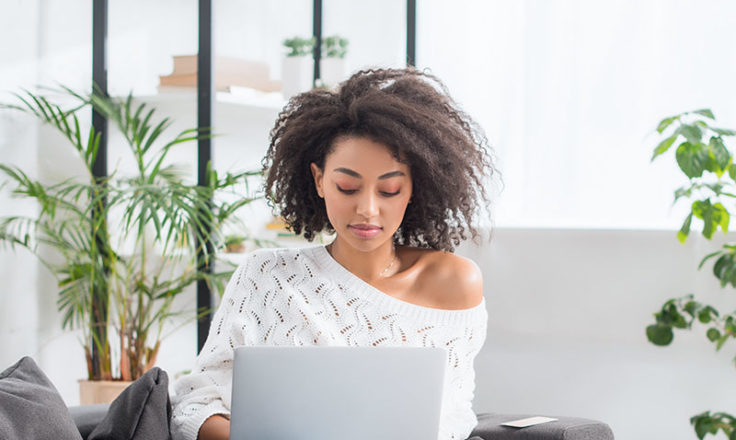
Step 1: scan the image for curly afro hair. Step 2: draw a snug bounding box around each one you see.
[261,67,497,252]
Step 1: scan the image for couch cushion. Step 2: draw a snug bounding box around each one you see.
[0,356,82,440]
[470,413,615,440]
[69,403,110,439]
[88,367,172,440]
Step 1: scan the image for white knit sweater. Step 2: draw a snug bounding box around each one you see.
[171,244,488,440]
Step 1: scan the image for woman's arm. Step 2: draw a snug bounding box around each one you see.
[198,415,231,440]
[171,260,259,440]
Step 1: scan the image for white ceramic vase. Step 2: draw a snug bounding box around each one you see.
[319,57,346,89]
[281,55,314,100]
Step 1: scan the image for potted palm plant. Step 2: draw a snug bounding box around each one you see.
[0,86,267,403]
[647,108,736,439]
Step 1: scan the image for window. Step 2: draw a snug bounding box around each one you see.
[418,0,736,229]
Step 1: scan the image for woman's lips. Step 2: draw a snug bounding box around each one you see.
[350,224,380,230]
[348,225,381,238]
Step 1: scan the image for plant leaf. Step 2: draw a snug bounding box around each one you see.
[692,109,715,120]
[677,124,704,144]
[657,115,679,134]
[676,142,708,178]
[713,202,730,234]
[706,327,721,342]
[677,212,693,243]
[698,249,721,269]
[707,136,730,177]
[652,134,678,161]
[713,127,736,137]
[646,324,674,346]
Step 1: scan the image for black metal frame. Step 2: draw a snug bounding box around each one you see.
[313,0,322,84]
[92,0,107,179]
[91,0,108,380]
[196,0,214,353]
[91,1,418,355]
[407,0,416,66]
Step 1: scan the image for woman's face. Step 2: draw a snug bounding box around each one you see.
[310,136,412,252]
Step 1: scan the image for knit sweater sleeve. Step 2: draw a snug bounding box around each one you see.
[438,312,488,440]
[170,253,265,440]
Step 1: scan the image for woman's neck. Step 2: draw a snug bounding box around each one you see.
[326,239,400,284]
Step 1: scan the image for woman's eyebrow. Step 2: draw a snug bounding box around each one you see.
[333,167,406,179]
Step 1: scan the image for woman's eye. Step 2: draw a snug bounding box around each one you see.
[336,186,400,197]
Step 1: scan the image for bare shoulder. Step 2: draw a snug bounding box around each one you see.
[408,247,484,310]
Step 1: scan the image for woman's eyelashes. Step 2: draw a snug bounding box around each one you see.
[336,185,400,197]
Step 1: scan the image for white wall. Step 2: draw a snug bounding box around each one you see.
[2,2,736,440]
[0,0,42,390]
[418,0,736,230]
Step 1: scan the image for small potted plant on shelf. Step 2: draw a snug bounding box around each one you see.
[223,234,247,253]
[281,36,316,99]
[320,35,349,89]
[646,108,736,440]
[0,86,264,404]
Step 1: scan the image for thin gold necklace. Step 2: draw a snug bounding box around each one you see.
[327,243,397,278]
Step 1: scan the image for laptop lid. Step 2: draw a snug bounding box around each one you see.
[230,346,446,440]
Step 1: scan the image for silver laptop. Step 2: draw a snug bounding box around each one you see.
[229,346,446,440]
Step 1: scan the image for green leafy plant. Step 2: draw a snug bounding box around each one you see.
[0,86,270,381]
[321,35,349,59]
[648,108,736,439]
[282,36,316,57]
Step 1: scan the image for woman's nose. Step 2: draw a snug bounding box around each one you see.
[356,192,379,217]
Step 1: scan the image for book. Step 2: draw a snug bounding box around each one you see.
[170,55,270,76]
[159,72,282,92]
[266,217,289,231]
[172,55,197,75]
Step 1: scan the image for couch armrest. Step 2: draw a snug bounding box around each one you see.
[68,404,110,440]
[469,412,614,440]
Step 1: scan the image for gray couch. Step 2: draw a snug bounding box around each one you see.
[0,356,614,440]
[69,404,615,440]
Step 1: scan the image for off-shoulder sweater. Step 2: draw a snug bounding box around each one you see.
[171,244,488,440]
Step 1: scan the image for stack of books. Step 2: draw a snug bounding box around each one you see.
[159,55,282,92]
[265,216,334,244]
[266,216,297,238]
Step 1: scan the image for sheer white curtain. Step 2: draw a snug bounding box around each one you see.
[418,0,736,229]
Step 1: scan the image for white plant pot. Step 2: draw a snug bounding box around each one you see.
[320,58,346,89]
[281,56,314,100]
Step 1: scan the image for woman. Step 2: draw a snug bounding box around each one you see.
[171,67,497,440]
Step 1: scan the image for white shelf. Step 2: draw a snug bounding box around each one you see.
[129,87,287,113]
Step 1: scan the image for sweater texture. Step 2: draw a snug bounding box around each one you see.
[171,244,488,440]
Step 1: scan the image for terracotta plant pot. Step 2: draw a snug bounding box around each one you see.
[226,242,246,253]
[78,379,133,405]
